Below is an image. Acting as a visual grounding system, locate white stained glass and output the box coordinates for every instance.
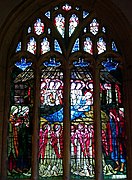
[55,14,65,38]
[84,37,93,55]
[41,38,50,55]
[34,18,44,35]
[112,41,118,51]
[62,3,72,11]
[90,19,99,35]
[45,11,50,19]
[97,37,106,54]
[83,11,89,18]
[69,14,79,37]
[27,37,36,54]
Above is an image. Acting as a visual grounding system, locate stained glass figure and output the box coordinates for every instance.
[97,37,106,54]
[84,37,93,55]
[72,38,79,53]
[112,41,118,52]
[102,58,119,72]
[54,14,65,38]
[70,67,95,178]
[90,19,99,35]
[15,58,32,71]
[43,57,61,67]
[34,18,44,35]
[69,14,79,37]
[16,42,21,52]
[27,37,36,54]
[73,58,90,67]
[62,3,72,11]
[100,66,127,179]
[8,66,34,179]
[41,37,50,55]
[28,27,31,34]
[39,65,63,178]
[54,39,62,53]
[83,11,89,18]
[45,11,50,19]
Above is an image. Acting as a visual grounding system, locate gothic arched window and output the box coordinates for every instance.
[7,2,127,179]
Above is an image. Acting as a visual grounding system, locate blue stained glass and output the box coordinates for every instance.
[16,42,21,52]
[45,11,50,19]
[73,58,90,67]
[54,39,62,53]
[72,38,79,52]
[43,57,61,67]
[84,37,93,55]
[102,58,119,72]
[15,57,32,71]
[83,11,89,18]
[112,41,118,51]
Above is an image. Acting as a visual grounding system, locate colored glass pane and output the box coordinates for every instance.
[69,14,79,37]
[90,19,99,35]
[102,58,119,72]
[102,27,106,33]
[100,68,127,179]
[16,42,21,52]
[97,37,106,54]
[112,41,118,51]
[34,18,44,35]
[54,39,62,53]
[27,37,36,54]
[83,11,89,18]
[15,58,32,71]
[84,37,93,55]
[54,14,65,38]
[62,3,72,11]
[45,11,50,19]
[70,67,95,178]
[43,57,61,67]
[41,37,50,55]
[73,58,90,67]
[39,65,63,178]
[28,27,31,34]
[8,66,34,178]
[72,38,79,53]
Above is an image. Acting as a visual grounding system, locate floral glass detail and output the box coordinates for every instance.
[90,19,99,35]
[62,3,72,11]
[34,18,44,35]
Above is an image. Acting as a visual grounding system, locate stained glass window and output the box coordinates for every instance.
[97,37,106,54]
[27,37,36,54]
[54,39,62,53]
[72,38,79,53]
[16,42,21,52]
[54,14,65,38]
[90,19,99,35]
[8,65,34,178]
[7,2,127,180]
[69,14,79,37]
[41,37,50,55]
[84,37,93,55]
[34,18,44,35]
